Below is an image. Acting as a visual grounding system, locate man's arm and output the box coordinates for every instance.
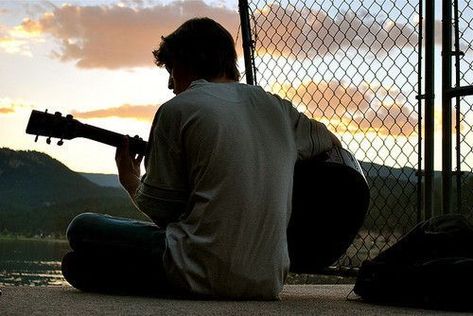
[271,92,341,158]
[327,125,342,148]
[115,135,187,228]
[293,110,342,159]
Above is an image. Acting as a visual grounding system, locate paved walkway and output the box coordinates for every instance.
[0,284,468,315]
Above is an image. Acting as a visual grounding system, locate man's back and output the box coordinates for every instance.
[142,79,333,299]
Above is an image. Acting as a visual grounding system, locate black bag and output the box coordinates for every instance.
[354,214,473,310]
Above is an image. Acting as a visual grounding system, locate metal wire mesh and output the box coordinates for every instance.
[455,0,473,216]
[243,0,421,271]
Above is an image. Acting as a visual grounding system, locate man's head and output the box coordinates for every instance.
[153,18,240,94]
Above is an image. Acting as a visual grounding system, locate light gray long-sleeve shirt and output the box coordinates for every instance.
[135,79,334,300]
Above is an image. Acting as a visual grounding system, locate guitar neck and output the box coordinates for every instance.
[79,123,148,155]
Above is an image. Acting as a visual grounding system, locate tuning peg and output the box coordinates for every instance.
[57,139,64,146]
[66,114,73,120]
[46,137,51,145]
[55,111,62,116]
[34,135,39,142]
[45,109,48,113]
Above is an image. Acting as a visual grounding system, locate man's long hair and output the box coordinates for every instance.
[153,18,240,81]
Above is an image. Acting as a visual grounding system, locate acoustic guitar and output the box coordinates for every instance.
[26,109,369,274]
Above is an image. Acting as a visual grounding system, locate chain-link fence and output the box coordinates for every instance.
[242,0,421,272]
[455,0,473,216]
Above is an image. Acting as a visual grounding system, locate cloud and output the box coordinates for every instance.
[0,98,34,115]
[0,20,44,56]
[0,25,22,55]
[253,4,419,59]
[17,1,429,69]
[20,1,239,69]
[271,80,418,137]
[273,79,469,137]
[72,104,158,122]
[0,108,14,114]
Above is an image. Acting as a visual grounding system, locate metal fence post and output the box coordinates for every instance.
[424,0,435,219]
[442,0,453,214]
[417,0,424,224]
[238,0,255,85]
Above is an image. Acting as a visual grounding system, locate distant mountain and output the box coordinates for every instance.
[81,161,425,188]
[1,147,471,237]
[0,148,111,210]
[80,172,120,188]
[359,161,442,182]
[0,148,146,236]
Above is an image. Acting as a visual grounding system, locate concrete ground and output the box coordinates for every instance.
[0,284,469,315]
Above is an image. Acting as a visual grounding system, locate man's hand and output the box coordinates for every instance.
[115,136,144,197]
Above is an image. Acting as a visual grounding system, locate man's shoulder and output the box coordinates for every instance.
[158,93,196,117]
[159,82,289,116]
[160,93,192,109]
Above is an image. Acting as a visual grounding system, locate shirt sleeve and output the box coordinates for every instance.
[134,106,189,227]
[280,97,334,160]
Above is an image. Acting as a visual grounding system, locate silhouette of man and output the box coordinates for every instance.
[62,17,340,299]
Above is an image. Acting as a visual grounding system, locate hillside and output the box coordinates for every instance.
[1,147,472,237]
[80,172,120,188]
[0,148,145,236]
[79,161,422,233]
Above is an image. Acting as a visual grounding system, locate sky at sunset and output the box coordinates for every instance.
[0,0,465,174]
[0,0,241,173]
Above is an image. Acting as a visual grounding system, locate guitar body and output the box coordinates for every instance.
[288,147,370,273]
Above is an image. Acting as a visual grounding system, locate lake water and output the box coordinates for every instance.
[0,239,355,286]
[0,239,70,286]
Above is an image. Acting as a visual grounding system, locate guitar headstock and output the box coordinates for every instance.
[26,110,81,145]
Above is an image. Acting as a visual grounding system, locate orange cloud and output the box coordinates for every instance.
[272,80,418,137]
[275,80,467,137]
[19,18,45,35]
[0,19,44,56]
[18,1,435,69]
[22,1,239,69]
[0,108,14,114]
[0,98,34,114]
[253,4,419,59]
[72,104,158,122]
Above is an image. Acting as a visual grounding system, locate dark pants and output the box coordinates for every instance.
[61,212,172,296]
